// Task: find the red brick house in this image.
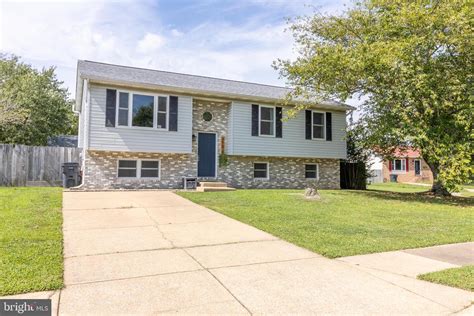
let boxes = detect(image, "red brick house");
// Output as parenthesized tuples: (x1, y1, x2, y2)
(382, 148, 433, 183)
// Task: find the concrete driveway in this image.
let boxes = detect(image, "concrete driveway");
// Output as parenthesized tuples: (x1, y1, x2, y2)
(57, 191, 472, 315)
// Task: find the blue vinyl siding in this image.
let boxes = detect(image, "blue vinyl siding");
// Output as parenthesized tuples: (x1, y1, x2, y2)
(227, 101, 347, 159)
(87, 85, 192, 153)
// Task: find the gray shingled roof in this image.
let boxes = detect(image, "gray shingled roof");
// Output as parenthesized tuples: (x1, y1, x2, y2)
(75, 60, 350, 110)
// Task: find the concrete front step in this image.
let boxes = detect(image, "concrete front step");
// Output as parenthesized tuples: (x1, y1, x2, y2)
(199, 182, 228, 188)
(196, 187, 236, 192)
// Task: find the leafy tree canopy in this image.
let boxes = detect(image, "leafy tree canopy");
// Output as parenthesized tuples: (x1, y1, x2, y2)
(0, 54, 77, 146)
(274, 0, 473, 194)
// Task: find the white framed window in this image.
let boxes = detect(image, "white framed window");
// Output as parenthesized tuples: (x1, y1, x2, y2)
(253, 162, 269, 179)
(117, 160, 137, 178)
(156, 96, 168, 129)
(132, 94, 154, 127)
(140, 160, 160, 178)
(312, 111, 325, 139)
(117, 92, 129, 126)
(391, 159, 406, 173)
(305, 164, 319, 179)
(115, 90, 168, 130)
(117, 159, 160, 178)
(259, 105, 275, 136)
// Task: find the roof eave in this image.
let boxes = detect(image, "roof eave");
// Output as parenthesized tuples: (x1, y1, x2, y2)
(81, 75, 353, 111)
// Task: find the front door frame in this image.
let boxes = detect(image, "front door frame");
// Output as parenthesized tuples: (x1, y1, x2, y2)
(197, 131, 218, 178)
(414, 159, 422, 176)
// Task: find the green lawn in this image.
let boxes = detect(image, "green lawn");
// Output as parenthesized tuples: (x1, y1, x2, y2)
(418, 266, 473, 291)
(178, 189, 474, 258)
(0, 187, 64, 296)
(368, 182, 429, 193)
(369, 182, 474, 197)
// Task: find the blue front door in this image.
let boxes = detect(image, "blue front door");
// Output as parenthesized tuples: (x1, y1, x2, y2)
(198, 133, 216, 177)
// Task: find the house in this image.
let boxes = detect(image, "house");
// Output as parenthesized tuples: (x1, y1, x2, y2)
(382, 148, 433, 183)
(74, 60, 353, 190)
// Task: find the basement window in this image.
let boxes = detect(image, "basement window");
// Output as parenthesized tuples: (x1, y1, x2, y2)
(305, 164, 319, 179)
(254, 162, 269, 179)
(117, 160, 160, 178)
(140, 160, 160, 178)
(118, 160, 137, 178)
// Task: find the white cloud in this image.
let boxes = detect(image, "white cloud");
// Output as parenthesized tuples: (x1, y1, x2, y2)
(170, 29, 183, 37)
(137, 33, 166, 54)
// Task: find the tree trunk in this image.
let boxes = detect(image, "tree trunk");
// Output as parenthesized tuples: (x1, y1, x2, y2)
(426, 160, 451, 196)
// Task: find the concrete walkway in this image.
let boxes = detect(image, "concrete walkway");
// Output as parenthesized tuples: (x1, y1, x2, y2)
(3, 191, 473, 315)
(338, 242, 474, 278)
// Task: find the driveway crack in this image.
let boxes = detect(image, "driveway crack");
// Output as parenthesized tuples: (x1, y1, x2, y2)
(183, 248, 253, 315)
(144, 207, 176, 249)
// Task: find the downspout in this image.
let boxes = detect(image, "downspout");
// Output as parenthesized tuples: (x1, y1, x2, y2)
(73, 78, 89, 189)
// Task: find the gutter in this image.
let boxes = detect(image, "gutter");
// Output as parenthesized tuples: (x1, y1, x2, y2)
(81, 75, 354, 111)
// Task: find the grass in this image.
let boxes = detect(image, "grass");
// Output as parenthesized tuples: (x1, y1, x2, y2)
(178, 189, 474, 258)
(368, 182, 429, 193)
(369, 182, 474, 197)
(418, 266, 473, 291)
(0, 187, 64, 296)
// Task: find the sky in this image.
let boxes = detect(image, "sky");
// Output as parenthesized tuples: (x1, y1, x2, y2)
(0, 0, 354, 101)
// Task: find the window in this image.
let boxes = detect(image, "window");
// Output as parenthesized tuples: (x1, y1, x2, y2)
(132, 94, 154, 127)
(117, 160, 160, 178)
(259, 106, 275, 136)
(391, 159, 406, 172)
(118, 92, 129, 126)
(157, 96, 167, 129)
(254, 162, 269, 179)
(312, 111, 325, 139)
(305, 164, 319, 179)
(118, 160, 137, 177)
(141, 160, 160, 178)
(202, 111, 213, 122)
(116, 91, 169, 129)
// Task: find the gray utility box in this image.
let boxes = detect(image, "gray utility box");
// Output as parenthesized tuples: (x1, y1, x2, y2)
(390, 174, 398, 182)
(62, 162, 81, 188)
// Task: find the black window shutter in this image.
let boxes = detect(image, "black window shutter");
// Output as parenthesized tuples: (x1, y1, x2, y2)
(276, 107, 283, 138)
(105, 89, 116, 127)
(326, 112, 332, 141)
(169, 96, 178, 131)
(251, 104, 259, 136)
(305, 110, 312, 140)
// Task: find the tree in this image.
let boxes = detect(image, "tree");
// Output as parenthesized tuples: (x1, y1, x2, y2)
(274, 0, 473, 195)
(0, 55, 77, 146)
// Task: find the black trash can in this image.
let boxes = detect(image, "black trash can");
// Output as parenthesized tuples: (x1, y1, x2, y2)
(390, 174, 398, 183)
(62, 162, 80, 188)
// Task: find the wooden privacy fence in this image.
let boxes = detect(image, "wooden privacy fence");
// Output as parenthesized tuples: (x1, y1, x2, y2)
(0, 144, 81, 186)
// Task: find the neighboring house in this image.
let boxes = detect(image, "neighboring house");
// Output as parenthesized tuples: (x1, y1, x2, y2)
(382, 148, 433, 183)
(74, 60, 353, 190)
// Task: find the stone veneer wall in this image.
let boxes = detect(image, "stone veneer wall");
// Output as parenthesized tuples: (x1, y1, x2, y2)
(82, 150, 339, 189)
(219, 156, 340, 189)
(82, 150, 194, 189)
(81, 99, 340, 189)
